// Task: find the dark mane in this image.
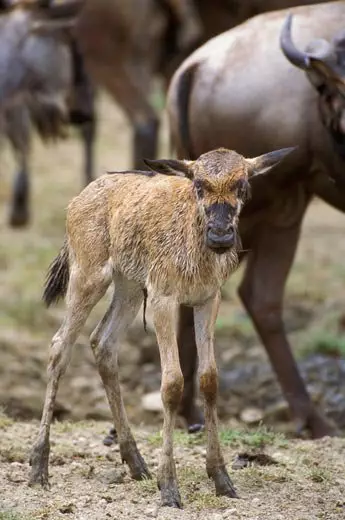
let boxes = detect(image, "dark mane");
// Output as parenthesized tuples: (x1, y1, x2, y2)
(107, 169, 156, 177)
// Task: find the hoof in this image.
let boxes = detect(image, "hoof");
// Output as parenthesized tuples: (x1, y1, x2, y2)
(159, 481, 182, 508)
(120, 441, 151, 481)
(296, 409, 339, 439)
(9, 208, 30, 228)
(28, 469, 50, 490)
(209, 466, 238, 498)
(29, 441, 50, 489)
(103, 427, 118, 446)
(188, 423, 204, 434)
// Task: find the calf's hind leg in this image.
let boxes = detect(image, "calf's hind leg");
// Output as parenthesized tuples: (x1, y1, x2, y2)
(90, 276, 150, 480)
(29, 266, 110, 488)
(194, 292, 237, 498)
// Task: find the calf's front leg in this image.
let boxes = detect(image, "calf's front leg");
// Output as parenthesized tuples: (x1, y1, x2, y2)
(194, 292, 237, 498)
(151, 296, 184, 508)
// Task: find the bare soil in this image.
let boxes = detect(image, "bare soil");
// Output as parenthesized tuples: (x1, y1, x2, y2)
(1, 418, 345, 519)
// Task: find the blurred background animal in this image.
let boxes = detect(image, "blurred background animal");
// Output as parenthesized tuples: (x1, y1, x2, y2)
(2, 0, 336, 227)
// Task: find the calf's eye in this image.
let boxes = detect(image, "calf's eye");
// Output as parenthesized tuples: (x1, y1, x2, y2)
(194, 180, 204, 198)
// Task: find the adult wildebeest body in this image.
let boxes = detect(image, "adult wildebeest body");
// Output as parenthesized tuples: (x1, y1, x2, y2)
(167, 0, 345, 438)
(72, 0, 335, 170)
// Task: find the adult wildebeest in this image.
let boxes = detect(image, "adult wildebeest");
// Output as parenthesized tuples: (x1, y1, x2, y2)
(4, 39, 96, 227)
(166, 0, 345, 439)
(0, 1, 95, 226)
(71, 0, 335, 169)
(0, 2, 77, 224)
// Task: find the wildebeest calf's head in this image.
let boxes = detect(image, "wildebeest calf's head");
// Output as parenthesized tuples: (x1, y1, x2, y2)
(144, 147, 294, 254)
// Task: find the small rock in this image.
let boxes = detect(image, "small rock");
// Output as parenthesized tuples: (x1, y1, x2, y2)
(240, 407, 264, 424)
(142, 391, 163, 412)
(10, 462, 23, 468)
(6, 471, 25, 483)
(59, 504, 75, 514)
(223, 509, 238, 518)
(145, 506, 159, 517)
(70, 461, 83, 469)
(100, 468, 126, 485)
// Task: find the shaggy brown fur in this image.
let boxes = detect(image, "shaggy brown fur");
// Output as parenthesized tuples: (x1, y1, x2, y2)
(30, 146, 293, 507)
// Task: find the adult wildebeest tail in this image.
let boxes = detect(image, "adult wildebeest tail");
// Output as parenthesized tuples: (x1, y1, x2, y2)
(175, 63, 198, 159)
(43, 239, 70, 307)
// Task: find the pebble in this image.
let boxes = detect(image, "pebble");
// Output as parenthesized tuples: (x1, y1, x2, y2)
(100, 468, 126, 485)
(240, 407, 264, 424)
(142, 391, 163, 412)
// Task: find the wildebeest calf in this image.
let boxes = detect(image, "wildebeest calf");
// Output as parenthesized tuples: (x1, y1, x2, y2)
(29, 146, 293, 507)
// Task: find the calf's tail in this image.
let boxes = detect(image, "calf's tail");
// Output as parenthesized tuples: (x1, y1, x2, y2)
(43, 239, 70, 307)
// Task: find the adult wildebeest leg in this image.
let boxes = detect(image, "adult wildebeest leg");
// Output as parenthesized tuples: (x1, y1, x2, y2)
(69, 39, 96, 186)
(194, 292, 237, 498)
(6, 105, 31, 227)
(29, 267, 110, 488)
(81, 61, 158, 169)
(90, 277, 150, 480)
(79, 118, 96, 185)
(238, 220, 336, 438)
(151, 296, 183, 508)
(177, 305, 204, 431)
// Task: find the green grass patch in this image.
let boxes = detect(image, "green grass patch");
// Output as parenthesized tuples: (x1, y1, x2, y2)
(0, 409, 13, 429)
(147, 430, 205, 448)
(138, 477, 157, 495)
(219, 425, 287, 449)
(0, 513, 33, 520)
(178, 467, 229, 510)
(300, 330, 345, 358)
(308, 467, 331, 483)
(147, 426, 287, 450)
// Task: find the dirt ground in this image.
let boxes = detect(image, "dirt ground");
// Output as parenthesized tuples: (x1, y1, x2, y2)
(1, 416, 345, 520)
(0, 94, 345, 519)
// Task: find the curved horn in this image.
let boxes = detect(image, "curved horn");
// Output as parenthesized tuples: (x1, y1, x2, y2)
(280, 14, 310, 70)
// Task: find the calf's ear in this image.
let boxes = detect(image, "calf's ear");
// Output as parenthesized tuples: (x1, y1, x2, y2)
(143, 158, 194, 179)
(246, 147, 297, 177)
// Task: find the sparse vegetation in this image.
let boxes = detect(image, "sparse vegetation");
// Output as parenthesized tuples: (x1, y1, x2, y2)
(300, 330, 345, 358)
(219, 425, 288, 449)
(0, 410, 13, 429)
(0, 513, 33, 520)
(308, 467, 331, 483)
